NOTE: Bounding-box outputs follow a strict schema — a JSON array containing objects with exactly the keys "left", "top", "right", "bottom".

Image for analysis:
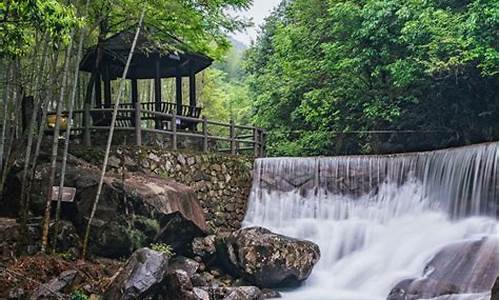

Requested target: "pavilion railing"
[{"left": 46, "top": 103, "right": 266, "bottom": 157}]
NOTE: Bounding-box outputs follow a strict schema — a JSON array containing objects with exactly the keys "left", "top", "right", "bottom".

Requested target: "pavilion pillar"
[
  {"left": 175, "top": 75, "right": 183, "bottom": 116},
  {"left": 189, "top": 72, "right": 196, "bottom": 108},
  {"left": 95, "top": 72, "right": 102, "bottom": 107},
  {"left": 103, "top": 62, "right": 111, "bottom": 108},
  {"left": 154, "top": 58, "right": 162, "bottom": 129},
  {"left": 131, "top": 78, "right": 138, "bottom": 104},
  {"left": 131, "top": 78, "right": 138, "bottom": 126}
]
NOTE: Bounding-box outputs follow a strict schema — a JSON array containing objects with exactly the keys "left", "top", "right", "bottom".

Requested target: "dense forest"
[
  {"left": 243, "top": 0, "right": 499, "bottom": 156},
  {"left": 2, "top": 0, "right": 497, "bottom": 159}
]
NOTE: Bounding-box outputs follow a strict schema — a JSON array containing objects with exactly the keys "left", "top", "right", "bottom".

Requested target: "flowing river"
[{"left": 243, "top": 143, "right": 499, "bottom": 300}]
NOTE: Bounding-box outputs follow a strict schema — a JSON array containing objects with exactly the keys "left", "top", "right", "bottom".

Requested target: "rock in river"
[
  {"left": 217, "top": 227, "right": 320, "bottom": 288},
  {"left": 387, "top": 237, "right": 498, "bottom": 300}
]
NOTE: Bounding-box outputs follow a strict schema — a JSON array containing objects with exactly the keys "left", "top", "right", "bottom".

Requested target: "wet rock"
[
  {"left": 492, "top": 278, "right": 498, "bottom": 300},
  {"left": 261, "top": 289, "right": 281, "bottom": 299},
  {"left": 30, "top": 270, "right": 79, "bottom": 300},
  {"left": 217, "top": 227, "right": 320, "bottom": 288},
  {"left": 103, "top": 248, "right": 168, "bottom": 300},
  {"left": 387, "top": 238, "right": 498, "bottom": 300}
]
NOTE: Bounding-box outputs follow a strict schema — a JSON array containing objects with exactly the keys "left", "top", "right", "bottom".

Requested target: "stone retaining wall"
[{"left": 70, "top": 146, "right": 254, "bottom": 233}]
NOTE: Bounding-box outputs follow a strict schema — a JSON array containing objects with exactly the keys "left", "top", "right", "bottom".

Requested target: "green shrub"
[
  {"left": 150, "top": 243, "right": 175, "bottom": 258},
  {"left": 70, "top": 290, "right": 89, "bottom": 300}
]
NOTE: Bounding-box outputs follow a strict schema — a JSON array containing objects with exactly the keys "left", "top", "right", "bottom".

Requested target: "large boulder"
[
  {"left": 103, "top": 248, "right": 169, "bottom": 300},
  {"left": 217, "top": 227, "right": 320, "bottom": 288},
  {"left": 387, "top": 237, "right": 498, "bottom": 300},
  {"left": 7, "top": 158, "right": 207, "bottom": 258}
]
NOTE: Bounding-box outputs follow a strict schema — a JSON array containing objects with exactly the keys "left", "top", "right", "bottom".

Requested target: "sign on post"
[{"left": 51, "top": 187, "right": 77, "bottom": 203}]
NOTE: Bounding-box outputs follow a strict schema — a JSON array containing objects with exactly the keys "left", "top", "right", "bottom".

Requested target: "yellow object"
[{"left": 47, "top": 114, "right": 68, "bottom": 130}]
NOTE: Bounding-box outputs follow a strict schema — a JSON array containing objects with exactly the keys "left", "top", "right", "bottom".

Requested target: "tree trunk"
[
  {"left": 82, "top": 9, "right": 145, "bottom": 258},
  {"left": 40, "top": 35, "right": 75, "bottom": 253}
]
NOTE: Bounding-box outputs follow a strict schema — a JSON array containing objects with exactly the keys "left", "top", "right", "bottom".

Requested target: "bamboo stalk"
[
  {"left": 24, "top": 52, "right": 59, "bottom": 216},
  {"left": 41, "top": 35, "right": 75, "bottom": 253},
  {"left": 20, "top": 32, "right": 49, "bottom": 231},
  {"left": 82, "top": 9, "right": 145, "bottom": 258},
  {"left": 52, "top": 0, "right": 90, "bottom": 253},
  {"left": 0, "top": 62, "right": 12, "bottom": 181},
  {"left": 0, "top": 59, "right": 23, "bottom": 193}
]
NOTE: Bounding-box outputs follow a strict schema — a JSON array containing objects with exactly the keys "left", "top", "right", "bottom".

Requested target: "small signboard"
[{"left": 51, "top": 187, "right": 76, "bottom": 203}]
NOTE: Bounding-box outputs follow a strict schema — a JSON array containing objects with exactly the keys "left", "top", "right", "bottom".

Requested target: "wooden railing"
[{"left": 47, "top": 103, "right": 266, "bottom": 157}]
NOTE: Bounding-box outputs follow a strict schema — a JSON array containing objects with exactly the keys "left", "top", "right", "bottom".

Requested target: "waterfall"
[{"left": 244, "top": 142, "right": 499, "bottom": 300}]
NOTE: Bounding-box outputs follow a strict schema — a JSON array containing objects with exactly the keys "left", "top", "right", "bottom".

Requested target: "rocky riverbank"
[{"left": 0, "top": 147, "right": 320, "bottom": 299}]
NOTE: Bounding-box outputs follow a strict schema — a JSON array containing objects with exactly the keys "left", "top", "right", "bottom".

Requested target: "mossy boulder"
[
  {"left": 6, "top": 157, "right": 207, "bottom": 258},
  {"left": 216, "top": 227, "right": 320, "bottom": 288}
]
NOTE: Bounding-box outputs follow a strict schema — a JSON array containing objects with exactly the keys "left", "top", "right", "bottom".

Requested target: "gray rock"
[
  {"left": 164, "top": 269, "right": 197, "bottom": 300},
  {"left": 193, "top": 287, "right": 210, "bottom": 300},
  {"left": 192, "top": 235, "right": 217, "bottom": 262},
  {"left": 261, "top": 289, "right": 281, "bottom": 299},
  {"left": 217, "top": 227, "right": 320, "bottom": 288},
  {"left": 103, "top": 248, "right": 168, "bottom": 300},
  {"left": 222, "top": 286, "right": 264, "bottom": 300},
  {"left": 387, "top": 237, "right": 498, "bottom": 300},
  {"left": 108, "top": 155, "right": 121, "bottom": 168},
  {"left": 191, "top": 272, "right": 221, "bottom": 288},
  {"left": 30, "top": 270, "right": 79, "bottom": 300},
  {"left": 169, "top": 256, "right": 200, "bottom": 278},
  {"left": 8, "top": 287, "right": 25, "bottom": 299}
]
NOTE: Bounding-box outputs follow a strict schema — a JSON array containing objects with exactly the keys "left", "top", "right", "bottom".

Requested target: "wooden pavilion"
[
  {"left": 46, "top": 29, "right": 265, "bottom": 156},
  {"left": 79, "top": 30, "right": 213, "bottom": 130}
]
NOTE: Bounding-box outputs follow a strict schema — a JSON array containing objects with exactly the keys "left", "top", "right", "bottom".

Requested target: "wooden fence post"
[
  {"left": 171, "top": 113, "right": 177, "bottom": 151},
  {"left": 202, "top": 116, "right": 208, "bottom": 153},
  {"left": 253, "top": 127, "right": 259, "bottom": 157},
  {"left": 134, "top": 101, "right": 141, "bottom": 146},
  {"left": 83, "top": 102, "right": 91, "bottom": 147},
  {"left": 230, "top": 120, "right": 236, "bottom": 155}
]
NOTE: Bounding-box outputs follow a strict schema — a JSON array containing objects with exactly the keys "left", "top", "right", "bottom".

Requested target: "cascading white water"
[{"left": 244, "top": 143, "right": 499, "bottom": 300}]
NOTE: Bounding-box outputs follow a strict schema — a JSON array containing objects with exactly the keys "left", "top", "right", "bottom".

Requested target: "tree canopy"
[{"left": 244, "top": 0, "right": 499, "bottom": 156}]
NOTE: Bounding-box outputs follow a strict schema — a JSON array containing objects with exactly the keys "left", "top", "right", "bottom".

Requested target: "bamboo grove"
[{"left": 0, "top": 0, "right": 251, "bottom": 256}]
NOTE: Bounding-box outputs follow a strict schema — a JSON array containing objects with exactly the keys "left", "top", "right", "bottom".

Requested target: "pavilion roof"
[{"left": 80, "top": 29, "right": 213, "bottom": 79}]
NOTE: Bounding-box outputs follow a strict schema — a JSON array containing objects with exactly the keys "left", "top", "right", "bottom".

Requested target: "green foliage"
[
  {"left": 70, "top": 290, "right": 89, "bottom": 300},
  {"left": 150, "top": 243, "right": 175, "bottom": 257},
  {"left": 0, "top": 0, "right": 79, "bottom": 58},
  {"left": 245, "top": 0, "right": 498, "bottom": 156},
  {"left": 133, "top": 216, "right": 160, "bottom": 241},
  {"left": 86, "top": 0, "right": 252, "bottom": 59},
  {"left": 57, "top": 251, "right": 76, "bottom": 261},
  {"left": 201, "top": 40, "right": 253, "bottom": 132}
]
